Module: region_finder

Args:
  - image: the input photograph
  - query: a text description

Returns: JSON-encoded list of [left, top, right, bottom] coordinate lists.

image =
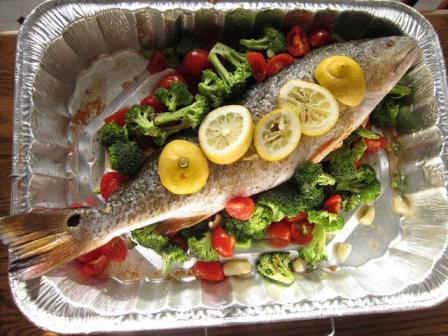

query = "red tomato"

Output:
[[308, 30, 333, 48], [104, 108, 129, 126], [81, 255, 110, 277], [140, 95, 166, 112], [211, 226, 235, 257], [100, 172, 127, 200], [157, 72, 187, 90], [291, 219, 314, 245], [101, 237, 128, 262], [182, 49, 210, 75], [224, 196, 255, 221], [77, 247, 105, 263], [286, 26, 310, 57], [192, 261, 225, 282], [355, 159, 362, 170], [266, 53, 295, 76], [266, 220, 291, 247], [287, 211, 307, 222], [246, 52, 267, 82], [147, 49, 167, 74], [365, 137, 388, 155], [70, 202, 84, 209], [85, 195, 97, 207], [323, 194, 342, 215]]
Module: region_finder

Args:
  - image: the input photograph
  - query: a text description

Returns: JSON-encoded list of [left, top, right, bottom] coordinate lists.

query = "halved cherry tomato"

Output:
[[147, 49, 167, 74], [365, 137, 388, 155], [192, 261, 225, 281], [100, 172, 127, 200], [157, 72, 187, 90], [77, 246, 105, 263], [246, 52, 267, 82], [104, 108, 129, 126], [81, 255, 110, 277], [140, 95, 166, 112], [308, 30, 333, 48], [266, 53, 295, 76], [211, 226, 235, 257], [224, 196, 255, 221], [291, 219, 314, 245], [266, 220, 291, 248], [287, 211, 307, 222], [182, 49, 210, 75], [323, 194, 342, 215], [101, 237, 128, 262], [286, 26, 310, 57]]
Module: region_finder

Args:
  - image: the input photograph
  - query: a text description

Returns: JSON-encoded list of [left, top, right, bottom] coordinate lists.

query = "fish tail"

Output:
[[0, 209, 81, 280]]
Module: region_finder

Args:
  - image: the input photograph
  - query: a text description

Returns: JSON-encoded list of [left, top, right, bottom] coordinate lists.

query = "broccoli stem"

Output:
[[240, 36, 269, 50], [208, 52, 232, 85], [154, 109, 186, 126]]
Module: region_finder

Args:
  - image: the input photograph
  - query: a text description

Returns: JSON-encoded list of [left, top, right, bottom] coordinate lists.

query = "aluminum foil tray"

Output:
[[8, 0, 448, 333]]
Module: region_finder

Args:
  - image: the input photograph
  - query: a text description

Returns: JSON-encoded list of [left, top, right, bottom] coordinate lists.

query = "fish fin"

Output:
[[0, 210, 80, 280], [155, 214, 212, 236]]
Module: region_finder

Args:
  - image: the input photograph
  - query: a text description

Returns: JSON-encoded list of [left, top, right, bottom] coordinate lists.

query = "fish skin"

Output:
[[0, 36, 419, 279]]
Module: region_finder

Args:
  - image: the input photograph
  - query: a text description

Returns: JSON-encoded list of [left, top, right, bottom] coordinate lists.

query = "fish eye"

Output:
[[67, 214, 81, 227]]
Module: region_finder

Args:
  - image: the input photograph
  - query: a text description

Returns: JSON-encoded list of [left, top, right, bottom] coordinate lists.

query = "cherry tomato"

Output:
[[100, 172, 127, 200], [104, 108, 129, 126], [286, 26, 310, 57], [365, 137, 388, 155], [77, 247, 105, 263], [211, 226, 235, 257], [157, 72, 187, 90], [266, 220, 291, 248], [70, 202, 84, 209], [101, 237, 128, 262], [246, 52, 267, 82], [192, 261, 225, 282], [85, 195, 97, 207], [81, 255, 110, 277], [182, 49, 210, 75], [287, 211, 307, 222], [224, 196, 255, 221], [291, 219, 314, 245], [147, 49, 167, 74], [308, 30, 333, 48], [323, 194, 342, 215], [355, 159, 362, 170], [140, 95, 166, 112], [266, 53, 295, 76]]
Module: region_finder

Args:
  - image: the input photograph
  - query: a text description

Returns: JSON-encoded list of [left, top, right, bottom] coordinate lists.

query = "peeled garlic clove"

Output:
[[291, 257, 307, 273], [335, 243, 352, 263], [358, 205, 375, 225], [223, 260, 251, 277], [392, 195, 410, 215]]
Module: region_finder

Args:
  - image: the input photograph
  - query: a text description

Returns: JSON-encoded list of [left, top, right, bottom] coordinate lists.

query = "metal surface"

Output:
[[8, 0, 448, 333]]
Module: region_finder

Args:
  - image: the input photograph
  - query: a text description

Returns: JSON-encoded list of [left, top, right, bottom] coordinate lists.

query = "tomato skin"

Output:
[[266, 220, 291, 247], [101, 237, 128, 262], [157, 72, 187, 90], [211, 226, 235, 257], [287, 211, 307, 222], [224, 196, 255, 221], [365, 137, 388, 155], [147, 50, 167, 74], [70, 202, 84, 209], [140, 95, 166, 112], [246, 52, 267, 82], [192, 261, 225, 281], [286, 26, 310, 57], [182, 49, 210, 75], [323, 194, 342, 215], [266, 53, 295, 76], [81, 255, 110, 277], [104, 108, 129, 126], [100, 172, 127, 200], [308, 30, 333, 48], [77, 247, 105, 263], [290, 219, 314, 245]]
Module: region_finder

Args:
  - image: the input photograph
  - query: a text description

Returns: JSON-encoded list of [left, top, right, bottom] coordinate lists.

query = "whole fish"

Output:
[[0, 36, 419, 280]]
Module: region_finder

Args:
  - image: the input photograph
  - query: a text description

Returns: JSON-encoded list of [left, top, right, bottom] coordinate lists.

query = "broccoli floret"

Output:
[[208, 42, 253, 99], [108, 141, 142, 176], [187, 232, 219, 261], [300, 187, 325, 211], [327, 146, 358, 183], [197, 70, 229, 108], [176, 35, 201, 57], [351, 138, 368, 161], [341, 192, 361, 212], [307, 210, 345, 232], [154, 94, 210, 130], [99, 121, 127, 148], [299, 225, 327, 266], [155, 82, 193, 112], [257, 183, 303, 221], [179, 220, 209, 239], [295, 161, 336, 191], [223, 204, 273, 242], [240, 25, 286, 58], [388, 84, 412, 99], [355, 128, 381, 140], [131, 225, 170, 251], [160, 244, 188, 276], [371, 100, 400, 128], [125, 104, 170, 144], [336, 164, 381, 205], [256, 252, 295, 286]]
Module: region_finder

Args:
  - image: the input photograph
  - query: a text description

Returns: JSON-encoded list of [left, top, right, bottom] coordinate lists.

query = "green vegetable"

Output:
[[131, 225, 169, 251], [187, 232, 219, 261], [108, 141, 142, 176], [176, 35, 200, 57], [208, 42, 253, 99], [125, 104, 170, 144], [307, 210, 345, 233], [160, 244, 188, 276], [351, 138, 368, 161], [388, 84, 412, 99], [179, 220, 209, 239], [257, 183, 303, 222], [299, 225, 327, 266], [371, 84, 412, 128], [294, 161, 336, 191], [299, 187, 325, 212], [240, 25, 286, 58], [99, 121, 127, 148], [327, 146, 358, 183], [256, 252, 295, 286], [340, 192, 362, 212], [234, 239, 252, 249], [155, 82, 193, 112], [390, 171, 407, 195], [223, 204, 272, 242], [355, 128, 380, 140], [197, 69, 229, 109]]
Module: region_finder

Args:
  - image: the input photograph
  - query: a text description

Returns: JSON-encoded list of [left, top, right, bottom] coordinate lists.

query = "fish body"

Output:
[[0, 36, 419, 279]]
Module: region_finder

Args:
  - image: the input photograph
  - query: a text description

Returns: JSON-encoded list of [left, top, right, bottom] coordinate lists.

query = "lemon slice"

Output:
[[199, 105, 254, 164], [254, 107, 302, 161], [314, 55, 366, 107], [278, 80, 339, 136]]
